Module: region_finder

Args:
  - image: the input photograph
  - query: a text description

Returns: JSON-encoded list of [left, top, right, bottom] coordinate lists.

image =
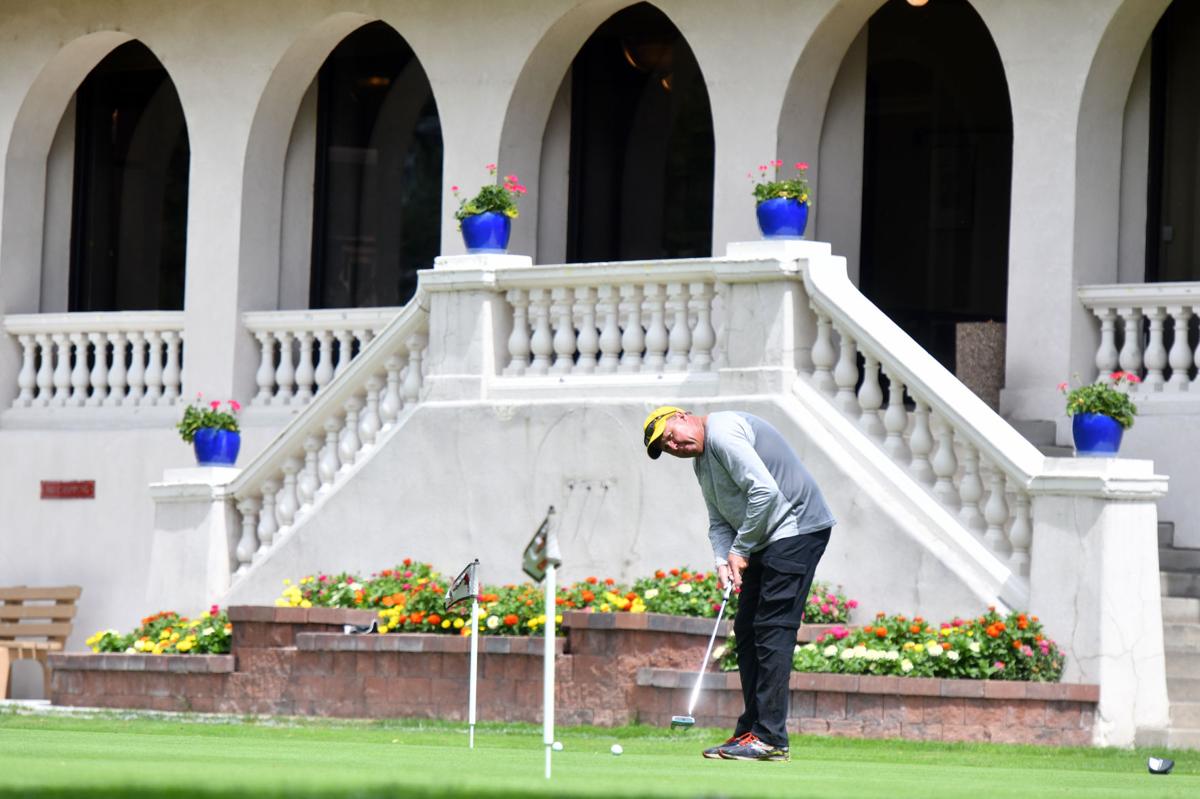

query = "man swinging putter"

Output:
[[643, 406, 835, 762]]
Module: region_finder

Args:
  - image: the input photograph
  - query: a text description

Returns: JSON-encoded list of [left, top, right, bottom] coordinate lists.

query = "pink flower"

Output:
[[317, 574, 327, 582], [820, 604, 831, 614], [504, 174, 517, 183], [403, 570, 413, 578], [229, 400, 241, 412], [825, 593, 837, 603], [209, 400, 220, 410], [1021, 645, 1034, 657], [485, 162, 496, 171], [772, 159, 783, 168], [514, 184, 527, 194], [847, 599, 858, 609], [1057, 382, 1068, 392], [994, 661, 1006, 671], [796, 161, 809, 171], [451, 185, 459, 192], [210, 604, 219, 615], [831, 625, 849, 640]]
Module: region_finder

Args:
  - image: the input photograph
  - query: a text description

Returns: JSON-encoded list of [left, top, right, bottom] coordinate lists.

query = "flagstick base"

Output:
[[545, 744, 552, 779], [469, 725, 475, 750]]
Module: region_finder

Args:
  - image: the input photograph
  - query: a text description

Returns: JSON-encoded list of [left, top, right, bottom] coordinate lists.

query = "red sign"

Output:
[[40, 481, 95, 500]]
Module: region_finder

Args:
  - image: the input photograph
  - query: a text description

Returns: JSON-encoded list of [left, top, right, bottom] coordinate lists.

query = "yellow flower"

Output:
[[554, 615, 563, 624], [200, 611, 211, 620], [300, 600, 312, 608], [177, 640, 193, 653], [283, 579, 291, 586], [600, 604, 611, 613], [913, 643, 925, 653], [441, 619, 451, 629], [275, 598, 288, 607], [630, 600, 646, 614]]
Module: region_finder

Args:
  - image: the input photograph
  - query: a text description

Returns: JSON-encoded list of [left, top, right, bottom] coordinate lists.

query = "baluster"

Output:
[[85, 332, 108, 407], [956, 438, 985, 533], [596, 285, 622, 374], [810, 309, 836, 393], [1143, 307, 1166, 390], [356, 328, 374, 350], [1093, 308, 1119, 382], [909, 400, 934, 486], [294, 331, 316, 403], [1008, 486, 1032, 576], [143, 331, 164, 405], [253, 332, 275, 405], [574, 286, 599, 374], [550, 287, 576, 376], [314, 330, 335, 394], [161, 330, 182, 403], [35, 333, 53, 406], [14, 335, 35, 407], [106, 332, 127, 406], [642, 284, 668, 373], [254, 479, 280, 560], [505, 289, 531, 376], [882, 368, 909, 461], [339, 397, 363, 467], [1167, 306, 1192, 390], [380, 354, 403, 426], [403, 333, 426, 405], [983, 467, 1011, 555], [66, 332, 88, 407], [931, 414, 960, 510], [689, 282, 716, 372], [319, 418, 342, 488], [711, 282, 729, 370], [833, 328, 859, 415], [857, 355, 885, 438], [274, 331, 296, 406], [359, 376, 382, 446], [126, 331, 146, 404], [334, 330, 354, 377], [619, 284, 645, 373], [234, 497, 261, 575], [51, 333, 70, 406], [297, 435, 322, 510], [1116, 307, 1142, 382], [276, 458, 301, 531], [528, 289, 554, 376], [665, 283, 692, 372]]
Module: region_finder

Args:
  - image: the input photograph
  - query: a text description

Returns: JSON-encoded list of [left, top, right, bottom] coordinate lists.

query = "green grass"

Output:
[[0, 708, 1196, 798]]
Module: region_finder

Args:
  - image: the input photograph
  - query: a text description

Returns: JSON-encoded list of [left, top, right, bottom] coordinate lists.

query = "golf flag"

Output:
[[444, 559, 478, 611], [522, 506, 560, 583]]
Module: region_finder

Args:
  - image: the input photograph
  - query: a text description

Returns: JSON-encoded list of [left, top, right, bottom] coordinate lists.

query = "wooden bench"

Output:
[[0, 586, 81, 699]]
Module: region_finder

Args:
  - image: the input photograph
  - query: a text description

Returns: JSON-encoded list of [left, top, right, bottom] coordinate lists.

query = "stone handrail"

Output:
[[3, 311, 185, 408], [1078, 281, 1200, 393], [243, 307, 402, 407], [227, 294, 430, 576]]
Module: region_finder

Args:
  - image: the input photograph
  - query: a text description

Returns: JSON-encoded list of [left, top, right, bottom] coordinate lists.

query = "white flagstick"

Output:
[[544, 561, 556, 779], [468, 564, 480, 749]]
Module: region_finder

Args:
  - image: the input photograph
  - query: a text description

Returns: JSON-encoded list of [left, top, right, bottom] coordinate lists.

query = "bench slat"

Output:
[[0, 605, 78, 620], [0, 587, 81, 601], [0, 622, 73, 639], [0, 641, 62, 652]]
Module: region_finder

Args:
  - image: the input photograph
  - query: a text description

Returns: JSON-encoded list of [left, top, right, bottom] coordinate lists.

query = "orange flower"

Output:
[[604, 578, 615, 586], [625, 592, 638, 601], [581, 590, 595, 603], [504, 614, 519, 626], [403, 558, 412, 566], [410, 611, 425, 623], [863, 626, 874, 635], [694, 573, 706, 582], [586, 577, 598, 585], [875, 628, 887, 638], [670, 569, 680, 577], [909, 625, 921, 634], [655, 570, 665, 579], [427, 614, 442, 626], [382, 596, 395, 608], [681, 572, 691, 580]]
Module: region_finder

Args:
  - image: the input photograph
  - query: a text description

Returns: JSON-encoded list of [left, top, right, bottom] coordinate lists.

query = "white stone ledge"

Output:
[[484, 372, 720, 400], [0, 406, 180, 430], [1078, 281, 1200, 307], [1028, 457, 1168, 499], [242, 307, 401, 333], [3, 311, 184, 334]]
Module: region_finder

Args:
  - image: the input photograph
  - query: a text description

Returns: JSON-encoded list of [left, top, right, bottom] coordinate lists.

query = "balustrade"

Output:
[[4, 312, 184, 408]]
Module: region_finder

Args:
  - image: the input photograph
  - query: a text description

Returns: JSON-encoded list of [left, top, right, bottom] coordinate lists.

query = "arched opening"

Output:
[[564, 2, 713, 262], [308, 22, 441, 308], [69, 41, 189, 312], [858, 0, 1012, 370], [1146, 0, 1200, 282]]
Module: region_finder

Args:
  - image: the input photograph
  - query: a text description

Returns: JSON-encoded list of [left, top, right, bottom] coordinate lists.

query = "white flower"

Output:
[[839, 649, 855, 660], [643, 588, 659, 600], [124, 647, 136, 654], [927, 644, 942, 658], [803, 643, 817, 653], [884, 650, 900, 661], [486, 615, 499, 630], [201, 627, 214, 637], [900, 658, 914, 673], [677, 583, 692, 594], [823, 645, 838, 657], [794, 644, 801, 654], [853, 645, 868, 657], [946, 650, 960, 662], [712, 645, 727, 661], [969, 641, 981, 654]]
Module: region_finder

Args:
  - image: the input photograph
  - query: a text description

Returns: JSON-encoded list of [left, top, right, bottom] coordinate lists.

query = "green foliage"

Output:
[[452, 164, 527, 222], [87, 607, 232, 655], [751, 159, 812, 205], [1060, 371, 1139, 429], [177, 396, 241, 442]]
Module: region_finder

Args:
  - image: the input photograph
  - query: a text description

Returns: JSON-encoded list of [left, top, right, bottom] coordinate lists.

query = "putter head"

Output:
[[1148, 757, 1175, 775], [670, 715, 695, 729]]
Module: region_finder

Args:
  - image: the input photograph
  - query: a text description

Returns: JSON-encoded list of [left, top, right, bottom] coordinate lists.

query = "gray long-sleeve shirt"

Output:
[[693, 411, 835, 564]]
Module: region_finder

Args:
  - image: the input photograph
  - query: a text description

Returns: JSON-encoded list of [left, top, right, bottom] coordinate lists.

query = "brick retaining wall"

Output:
[[48, 607, 1097, 744]]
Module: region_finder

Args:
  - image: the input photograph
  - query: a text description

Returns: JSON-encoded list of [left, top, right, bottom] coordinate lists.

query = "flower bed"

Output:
[[86, 606, 231, 655]]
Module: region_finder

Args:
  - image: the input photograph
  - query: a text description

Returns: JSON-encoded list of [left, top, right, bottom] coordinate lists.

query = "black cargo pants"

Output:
[[732, 527, 831, 749]]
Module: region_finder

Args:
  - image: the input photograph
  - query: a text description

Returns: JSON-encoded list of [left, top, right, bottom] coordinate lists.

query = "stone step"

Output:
[[1163, 597, 1200, 623], [1169, 677, 1200, 702], [1162, 571, 1200, 599], [1163, 622, 1200, 649], [1171, 702, 1200, 729], [1166, 651, 1200, 678], [1160, 521, 1177, 548], [1161, 547, 1200, 574], [1137, 726, 1200, 750], [1010, 419, 1055, 445]]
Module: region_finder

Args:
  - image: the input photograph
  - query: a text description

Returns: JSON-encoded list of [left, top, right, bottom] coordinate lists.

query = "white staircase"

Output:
[[1160, 523, 1200, 749]]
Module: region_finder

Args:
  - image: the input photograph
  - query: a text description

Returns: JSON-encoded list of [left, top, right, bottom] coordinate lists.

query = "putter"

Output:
[[671, 583, 734, 729]]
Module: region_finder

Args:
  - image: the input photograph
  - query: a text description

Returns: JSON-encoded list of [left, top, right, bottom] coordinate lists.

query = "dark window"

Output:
[[1147, 0, 1200, 282], [70, 41, 189, 312], [567, 3, 714, 263], [859, 0, 1013, 371], [310, 22, 442, 309]]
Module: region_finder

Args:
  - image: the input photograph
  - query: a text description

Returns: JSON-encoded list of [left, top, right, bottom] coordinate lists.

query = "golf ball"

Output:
[[552, 741, 563, 751], [610, 743, 623, 756]]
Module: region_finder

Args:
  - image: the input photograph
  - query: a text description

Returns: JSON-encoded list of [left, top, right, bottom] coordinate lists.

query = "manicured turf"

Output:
[[0, 708, 1195, 798]]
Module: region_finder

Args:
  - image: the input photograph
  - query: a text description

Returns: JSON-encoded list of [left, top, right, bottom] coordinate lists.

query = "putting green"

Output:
[[0, 709, 1195, 798]]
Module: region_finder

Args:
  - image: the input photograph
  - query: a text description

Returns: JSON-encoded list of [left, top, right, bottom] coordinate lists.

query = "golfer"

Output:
[[643, 406, 834, 762]]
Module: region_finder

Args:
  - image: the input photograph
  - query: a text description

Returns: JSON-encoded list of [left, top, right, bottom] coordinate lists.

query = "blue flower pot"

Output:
[[193, 428, 241, 466], [1072, 413, 1123, 457], [756, 198, 809, 239], [461, 211, 512, 253]]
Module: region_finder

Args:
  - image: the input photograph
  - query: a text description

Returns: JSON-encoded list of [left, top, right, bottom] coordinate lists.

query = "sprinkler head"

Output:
[[670, 715, 695, 729]]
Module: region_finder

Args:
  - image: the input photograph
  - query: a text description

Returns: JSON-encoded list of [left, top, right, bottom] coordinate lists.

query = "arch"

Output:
[[0, 31, 134, 313], [238, 12, 443, 310]]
